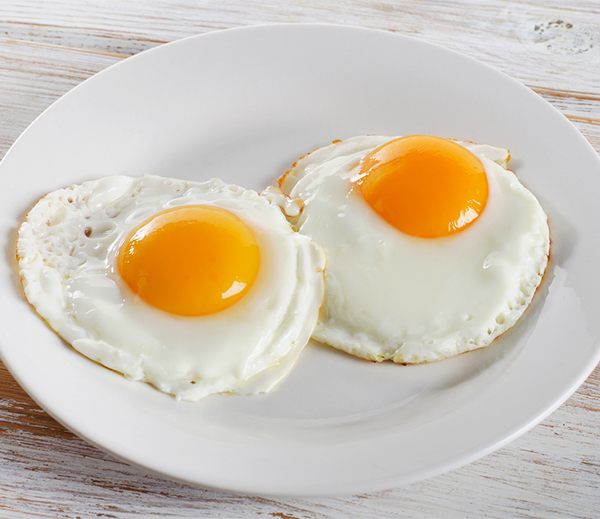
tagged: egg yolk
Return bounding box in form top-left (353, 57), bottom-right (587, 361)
top-left (357, 135), bottom-right (488, 238)
top-left (118, 205), bottom-right (260, 316)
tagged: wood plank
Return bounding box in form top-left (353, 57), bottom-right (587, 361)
top-left (1, 0), bottom-right (599, 95)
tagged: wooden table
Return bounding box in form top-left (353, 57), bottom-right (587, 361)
top-left (1, 1), bottom-right (599, 517)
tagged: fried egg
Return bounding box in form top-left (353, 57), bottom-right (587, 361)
top-left (279, 135), bottom-right (550, 363)
top-left (17, 175), bottom-right (326, 400)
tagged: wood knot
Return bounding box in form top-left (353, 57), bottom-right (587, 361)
top-left (530, 19), bottom-right (596, 56)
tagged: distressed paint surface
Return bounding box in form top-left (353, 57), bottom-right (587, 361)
top-left (0, 1), bottom-right (599, 517)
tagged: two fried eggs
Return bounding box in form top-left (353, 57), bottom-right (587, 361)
top-left (17, 135), bottom-right (550, 400)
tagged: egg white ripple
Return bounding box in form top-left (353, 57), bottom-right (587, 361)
top-left (17, 175), bottom-right (326, 400)
top-left (279, 136), bottom-right (550, 363)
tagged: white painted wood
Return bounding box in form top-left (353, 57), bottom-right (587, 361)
top-left (0, 1), bottom-right (599, 517)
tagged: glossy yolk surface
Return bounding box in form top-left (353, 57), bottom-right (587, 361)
top-left (118, 205), bottom-right (260, 316)
top-left (357, 135), bottom-right (488, 238)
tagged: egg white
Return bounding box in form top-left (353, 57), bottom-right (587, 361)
top-left (17, 175), bottom-right (325, 400)
top-left (279, 136), bottom-right (550, 363)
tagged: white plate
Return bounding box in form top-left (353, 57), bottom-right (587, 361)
top-left (1, 24), bottom-right (600, 497)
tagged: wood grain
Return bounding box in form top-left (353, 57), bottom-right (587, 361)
top-left (1, 1), bottom-right (599, 517)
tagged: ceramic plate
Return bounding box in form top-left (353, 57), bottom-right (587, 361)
top-left (1, 24), bottom-right (600, 497)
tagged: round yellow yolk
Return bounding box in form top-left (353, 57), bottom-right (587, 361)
top-left (118, 205), bottom-right (260, 316)
top-left (357, 135), bottom-right (488, 238)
